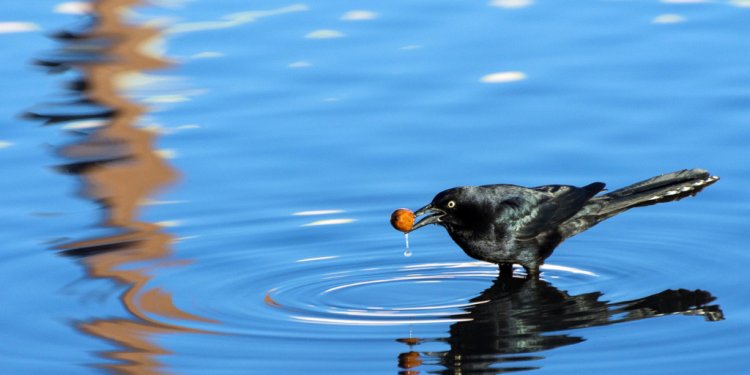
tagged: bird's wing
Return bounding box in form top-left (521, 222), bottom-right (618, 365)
top-left (513, 183), bottom-right (605, 240)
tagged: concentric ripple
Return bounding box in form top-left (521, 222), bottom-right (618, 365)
top-left (268, 259), bottom-right (606, 328)
top-left (266, 261), bottom-right (501, 326)
top-left (139, 250), bottom-right (600, 339)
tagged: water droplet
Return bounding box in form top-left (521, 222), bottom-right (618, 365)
top-left (403, 233), bottom-right (412, 257)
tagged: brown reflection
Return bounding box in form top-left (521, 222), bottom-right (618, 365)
top-left (397, 275), bottom-right (723, 374)
top-left (27, 0), bottom-right (212, 373)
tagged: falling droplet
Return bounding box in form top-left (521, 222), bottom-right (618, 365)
top-left (403, 233), bottom-right (412, 257)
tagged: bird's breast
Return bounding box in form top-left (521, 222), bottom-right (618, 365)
top-left (445, 225), bottom-right (519, 263)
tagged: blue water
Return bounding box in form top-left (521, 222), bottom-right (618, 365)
top-left (1, 0), bottom-right (749, 373)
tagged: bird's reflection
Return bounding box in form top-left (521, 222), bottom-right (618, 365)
top-left (398, 274), bottom-right (722, 374)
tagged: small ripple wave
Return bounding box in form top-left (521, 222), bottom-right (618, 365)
top-left (145, 253), bottom-right (599, 339)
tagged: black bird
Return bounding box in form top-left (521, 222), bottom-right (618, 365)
top-left (409, 169), bottom-right (719, 278)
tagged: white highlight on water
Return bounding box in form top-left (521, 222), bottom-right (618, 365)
top-left (340, 10), bottom-right (378, 21)
top-left (167, 4), bottom-right (309, 34)
top-left (489, 0), bottom-right (534, 9)
top-left (480, 71), bottom-right (527, 83)
top-left (0, 22), bottom-right (40, 34)
top-left (292, 209), bottom-right (344, 216)
top-left (288, 61), bottom-right (312, 68)
top-left (302, 218), bottom-right (355, 226)
top-left (297, 256), bottom-right (339, 263)
top-left (305, 29), bottom-right (345, 39)
top-left (401, 261), bottom-right (598, 277)
top-left (54, 2), bottom-right (93, 14)
top-left (652, 14), bottom-right (686, 24)
top-left (293, 315), bottom-right (472, 326)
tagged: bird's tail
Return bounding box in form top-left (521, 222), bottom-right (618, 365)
top-left (561, 169), bottom-right (719, 238)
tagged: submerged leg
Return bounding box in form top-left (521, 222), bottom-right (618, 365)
top-left (523, 265), bottom-right (540, 279)
top-left (498, 263), bottom-right (514, 277)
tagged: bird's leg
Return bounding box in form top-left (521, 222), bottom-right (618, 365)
top-left (523, 265), bottom-right (540, 280)
top-left (498, 263), bottom-right (514, 277)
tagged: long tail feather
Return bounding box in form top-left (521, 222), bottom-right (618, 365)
top-left (599, 169), bottom-right (718, 212)
top-left (560, 169), bottom-right (719, 238)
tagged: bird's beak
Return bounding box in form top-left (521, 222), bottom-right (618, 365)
top-left (410, 203), bottom-right (446, 232)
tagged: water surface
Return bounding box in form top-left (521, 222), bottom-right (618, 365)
top-left (1, 0), bottom-right (749, 373)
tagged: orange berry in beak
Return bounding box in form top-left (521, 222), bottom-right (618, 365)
top-left (390, 208), bottom-right (415, 233)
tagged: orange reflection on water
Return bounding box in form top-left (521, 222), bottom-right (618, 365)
top-left (27, 0), bottom-right (213, 373)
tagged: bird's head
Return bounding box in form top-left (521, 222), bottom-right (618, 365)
top-left (410, 187), bottom-right (483, 232)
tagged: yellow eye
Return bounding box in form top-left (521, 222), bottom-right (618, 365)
top-left (447, 200), bottom-right (456, 208)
